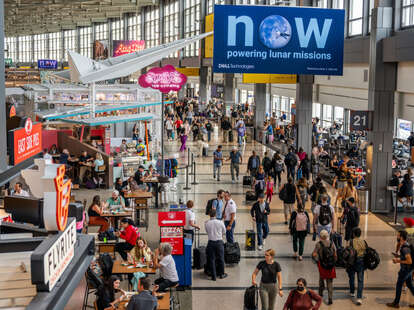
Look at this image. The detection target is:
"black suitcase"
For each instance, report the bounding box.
[193,230,207,270]
[246,191,256,201]
[245,230,256,251]
[229,130,233,142]
[244,285,259,310]
[224,242,240,264]
[243,176,252,186]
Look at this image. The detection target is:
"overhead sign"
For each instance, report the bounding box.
[243,73,297,84]
[8,118,42,165]
[205,14,214,58]
[397,119,412,140]
[213,5,344,75]
[350,110,369,132]
[38,59,58,70]
[158,211,186,227]
[113,40,145,57]
[31,218,76,291]
[139,65,187,94]
[160,226,184,255]
[176,67,200,76]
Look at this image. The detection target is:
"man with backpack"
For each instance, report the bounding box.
[247,151,261,178]
[387,230,414,308]
[342,197,360,244]
[312,229,337,305]
[279,177,299,225]
[346,227,367,306]
[250,193,271,251]
[309,177,323,212]
[210,189,225,220]
[313,194,336,236]
[285,148,298,181]
[262,151,272,177]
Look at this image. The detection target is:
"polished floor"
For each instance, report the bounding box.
[69,130,411,310]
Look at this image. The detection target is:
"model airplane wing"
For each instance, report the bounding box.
[65,32,213,84]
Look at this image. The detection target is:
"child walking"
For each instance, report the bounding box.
[265,175,274,203]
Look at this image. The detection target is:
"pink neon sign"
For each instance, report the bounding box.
[138,65,187,94]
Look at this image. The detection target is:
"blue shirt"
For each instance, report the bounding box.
[229,151,242,164]
[212,199,224,219]
[213,150,223,165]
[267,125,273,135]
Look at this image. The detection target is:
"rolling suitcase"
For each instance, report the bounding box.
[244,285,259,310]
[246,191,256,201]
[245,229,256,251]
[224,242,240,264]
[193,230,207,270]
[243,176,252,186]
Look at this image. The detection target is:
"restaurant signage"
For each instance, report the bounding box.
[139,65,187,94]
[113,40,146,57]
[38,59,58,70]
[160,226,184,255]
[31,218,77,291]
[158,211,186,227]
[8,118,42,165]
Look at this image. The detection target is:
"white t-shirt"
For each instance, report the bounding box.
[184,209,196,230]
[159,254,179,282]
[14,189,29,197]
[313,204,335,226]
[166,120,174,130]
[223,199,237,221]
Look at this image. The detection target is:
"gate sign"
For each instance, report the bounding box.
[8,118,42,165]
[350,110,369,131]
[160,226,184,255]
[138,65,187,94]
[213,5,345,75]
[158,211,186,227]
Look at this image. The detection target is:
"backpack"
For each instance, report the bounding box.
[341,240,357,269]
[363,241,380,270]
[279,186,287,201]
[346,207,360,228]
[295,212,309,232]
[263,157,272,172]
[319,241,336,270]
[243,285,258,310]
[205,198,217,216]
[285,153,297,167]
[318,204,333,226]
[274,161,283,173]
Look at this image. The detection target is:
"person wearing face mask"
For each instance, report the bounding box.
[283,278,322,310]
[251,249,283,310]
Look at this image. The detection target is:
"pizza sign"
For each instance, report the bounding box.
[160,226,183,255]
[9,118,42,165]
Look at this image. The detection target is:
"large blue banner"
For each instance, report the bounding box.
[213,5,344,75]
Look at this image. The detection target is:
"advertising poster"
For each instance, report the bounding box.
[160,226,183,255]
[38,59,58,70]
[213,5,344,75]
[397,119,412,140]
[113,40,145,57]
[93,40,109,60]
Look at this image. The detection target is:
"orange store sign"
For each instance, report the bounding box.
[9,118,42,165]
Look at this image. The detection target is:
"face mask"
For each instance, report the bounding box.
[297,286,305,292]
[397,238,401,243]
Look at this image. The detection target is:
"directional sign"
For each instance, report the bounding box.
[350,110,369,131]
[158,211,186,227]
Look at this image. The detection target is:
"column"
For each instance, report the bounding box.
[295,75,314,155]
[199,66,210,105]
[223,73,235,108]
[254,83,267,139]
[0,0,6,171]
[367,0,396,213]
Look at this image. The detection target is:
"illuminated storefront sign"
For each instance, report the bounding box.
[139,65,187,93]
[113,40,146,57]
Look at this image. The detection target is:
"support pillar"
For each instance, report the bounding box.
[367,0,396,213]
[199,66,210,105]
[223,73,235,108]
[295,75,314,155]
[254,83,267,140]
[0,0,6,171]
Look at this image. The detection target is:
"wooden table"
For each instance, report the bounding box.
[118,291,170,310]
[111,260,156,275]
[124,190,153,199]
[124,191,152,229]
[102,211,133,230]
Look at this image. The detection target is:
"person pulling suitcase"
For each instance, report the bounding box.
[250,193,270,251]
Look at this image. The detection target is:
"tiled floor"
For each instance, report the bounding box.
[69,130,413,309]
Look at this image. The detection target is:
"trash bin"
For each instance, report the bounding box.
[357,187,370,214]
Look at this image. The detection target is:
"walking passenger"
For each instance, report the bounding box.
[228,146,243,183]
[247,151,261,178]
[280,177,301,225]
[313,194,336,235]
[213,145,223,182]
[283,278,322,310]
[250,193,270,251]
[289,203,310,261]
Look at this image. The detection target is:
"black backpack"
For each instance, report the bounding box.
[340,240,357,269]
[346,207,360,228]
[319,241,336,270]
[285,153,297,167]
[363,241,380,270]
[243,285,258,310]
[205,198,217,216]
[318,204,332,226]
[263,157,272,172]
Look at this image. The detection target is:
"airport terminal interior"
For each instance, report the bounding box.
[3,0,414,309]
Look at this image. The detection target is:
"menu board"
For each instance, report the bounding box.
[160,226,183,255]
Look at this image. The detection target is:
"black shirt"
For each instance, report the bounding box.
[256,260,281,284]
[134,170,144,185]
[79,154,91,164]
[59,153,69,164]
[88,205,100,217]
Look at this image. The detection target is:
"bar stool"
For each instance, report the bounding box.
[170,283,180,310]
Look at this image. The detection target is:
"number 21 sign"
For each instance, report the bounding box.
[350,111,370,131]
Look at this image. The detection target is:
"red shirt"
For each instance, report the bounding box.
[175,120,183,129]
[120,225,139,246]
[283,289,322,310]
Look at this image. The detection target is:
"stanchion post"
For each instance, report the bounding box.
[187,148,191,167]
[191,161,198,185]
[183,165,191,190]
[190,153,194,175]
[394,189,399,225]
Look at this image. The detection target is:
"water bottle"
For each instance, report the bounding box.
[104,236,107,243]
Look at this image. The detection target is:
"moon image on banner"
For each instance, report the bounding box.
[259,15,292,49]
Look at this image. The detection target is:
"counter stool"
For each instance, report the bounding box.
[170,283,180,310]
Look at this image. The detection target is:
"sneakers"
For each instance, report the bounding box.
[386,302,400,308]
[262,239,266,246]
[356,299,362,306]
[258,245,263,250]
[327,299,333,305]
[298,256,303,261]
[349,293,355,298]
[232,180,235,184]
[284,221,288,225]
[218,273,228,279]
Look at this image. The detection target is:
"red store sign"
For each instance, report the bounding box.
[160,226,183,255]
[9,118,42,165]
[158,211,186,227]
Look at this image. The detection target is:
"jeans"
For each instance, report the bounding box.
[273,172,282,188]
[115,242,134,261]
[347,257,365,299]
[206,240,225,279]
[319,278,333,300]
[317,224,332,236]
[256,222,269,246]
[287,166,296,181]
[394,268,414,304]
[259,282,277,310]
[187,117,192,125]
[224,220,235,243]
[155,277,179,292]
[292,230,307,256]
[230,162,240,181]
[238,135,243,145]
[207,131,211,142]
[214,163,222,180]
